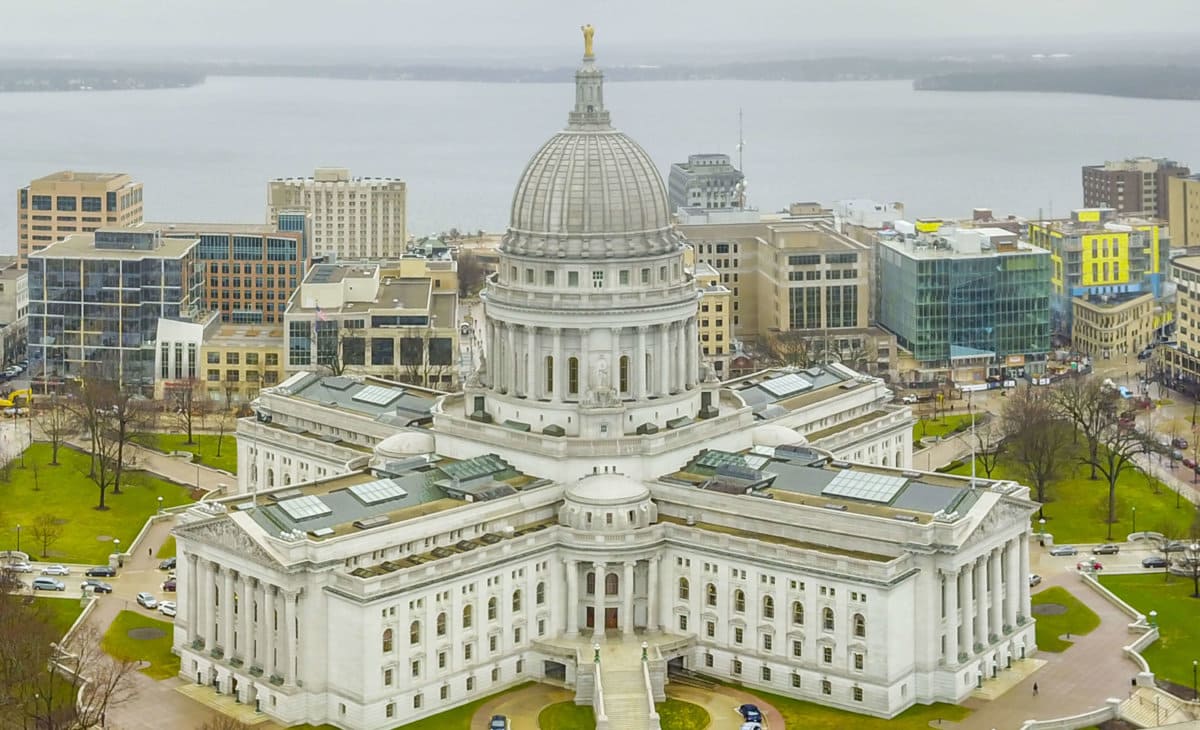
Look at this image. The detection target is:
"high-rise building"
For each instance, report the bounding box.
[876,223,1051,382]
[0,257,28,367]
[1081,157,1189,219]
[267,168,406,261]
[16,171,143,268]
[1161,256,1200,394]
[1167,174,1200,250]
[151,216,310,325]
[667,153,745,212]
[1028,208,1166,340]
[27,228,203,391]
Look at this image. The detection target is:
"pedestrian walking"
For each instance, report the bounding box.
[1033,682,1039,696]
[148,547,152,557]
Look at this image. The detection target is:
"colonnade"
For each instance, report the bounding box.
[941,534,1029,665]
[562,556,660,638]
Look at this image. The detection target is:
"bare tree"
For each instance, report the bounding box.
[972,417,1006,479]
[28,513,63,559]
[1002,387,1072,520]
[1085,424,1152,540]
[212,408,233,460]
[315,324,363,378]
[400,327,453,389]
[456,251,487,297]
[197,718,254,730]
[169,379,210,445]
[33,393,76,466]
[763,330,818,368]
[1052,376,1120,479]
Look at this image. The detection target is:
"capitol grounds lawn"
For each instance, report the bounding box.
[156,536,176,559]
[1030,586,1101,652]
[537,702,595,728]
[710,680,969,729]
[138,433,238,474]
[1100,573,1200,689]
[101,610,180,680]
[0,444,194,564]
[946,450,1192,543]
[914,413,980,441]
[33,596,85,639]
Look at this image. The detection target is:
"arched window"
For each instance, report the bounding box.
[586,572,596,595]
[487,597,498,621]
[568,357,580,395]
[853,613,866,638]
[545,355,554,393]
[706,583,717,607]
[436,612,447,637]
[409,620,421,645]
[605,573,619,596]
[382,628,393,653]
[762,595,775,620]
[284,473,292,486]
[792,601,804,625]
[619,355,629,393]
[512,590,522,612]
[266,469,274,487]
[462,605,473,629]
[734,589,745,613]
[536,582,546,606]
[678,578,690,600]
[823,608,834,631]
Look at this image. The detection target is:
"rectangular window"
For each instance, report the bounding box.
[854,653,864,670]
[544,270,555,286]
[81,196,102,212]
[568,271,579,287]
[371,338,395,366]
[734,627,743,644]
[592,270,604,289]
[853,687,864,702]
[761,666,772,682]
[619,270,629,285]
[207,351,220,364]
[823,647,833,664]
[792,640,802,657]
[822,680,832,695]
[226,352,240,365]
[732,659,742,675]
[56,196,77,211]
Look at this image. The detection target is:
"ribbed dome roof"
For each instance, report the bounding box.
[565,473,650,506]
[501,54,680,259]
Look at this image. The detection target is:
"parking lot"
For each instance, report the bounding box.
[6,558,178,619]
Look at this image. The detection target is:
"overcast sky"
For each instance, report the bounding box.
[3,0,1196,61]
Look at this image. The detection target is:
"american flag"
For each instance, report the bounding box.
[315,305,328,323]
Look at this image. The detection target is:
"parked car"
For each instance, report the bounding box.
[6,561,33,573]
[1173,437,1189,449]
[488,715,508,730]
[1077,560,1104,571]
[85,565,117,577]
[900,394,919,404]
[158,601,177,618]
[1048,545,1078,556]
[136,592,157,609]
[1092,544,1120,555]
[1184,457,1197,469]
[1028,574,1042,587]
[162,579,176,592]
[1142,556,1169,568]
[81,580,113,594]
[738,704,764,723]
[1164,541,1189,552]
[740,724,764,730]
[40,565,71,576]
[32,577,65,592]
[159,557,176,571]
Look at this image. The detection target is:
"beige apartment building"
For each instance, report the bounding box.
[16,171,143,267]
[690,261,735,375]
[267,168,406,261]
[1161,256,1200,392]
[198,325,286,406]
[1168,174,1200,250]
[1070,292,1157,360]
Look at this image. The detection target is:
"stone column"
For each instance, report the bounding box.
[565,560,578,636]
[622,561,635,635]
[221,569,235,651]
[1018,533,1031,621]
[592,561,605,639]
[553,328,564,401]
[647,556,660,632]
[974,557,988,649]
[264,586,277,676]
[658,324,670,396]
[989,548,1003,640]
[1004,539,1019,629]
[686,317,698,388]
[203,561,216,646]
[526,325,537,399]
[281,591,297,684]
[240,575,253,661]
[671,323,683,393]
[944,568,959,664]
[506,324,517,396]
[960,563,974,655]
[611,328,622,397]
[635,326,648,400]
[186,555,198,636]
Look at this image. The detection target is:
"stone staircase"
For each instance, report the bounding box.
[1119,687,1194,727]
[599,665,650,729]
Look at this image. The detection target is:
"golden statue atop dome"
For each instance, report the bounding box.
[581,24,595,58]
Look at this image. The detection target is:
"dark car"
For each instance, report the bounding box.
[1143,556,1168,568]
[489,715,508,730]
[738,704,764,723]
[85,565,117,577]
[162,578,177,592]
[159,557,176,571]
[1092,544,1120,555]
[1173,437,1190,450]
[81,579,113,594]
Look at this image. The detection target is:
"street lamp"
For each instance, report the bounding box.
[1190,543,1200,599]
[1193,659,1198,702]
[641,641,648,662]
[1132,506,1137,536]
[1039,518,1047,546]
[593,642,601,663]
[15,524,20,554]
[1149,610,1158,628]
[157,496,164,514]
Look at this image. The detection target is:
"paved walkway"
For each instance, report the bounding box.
[64,435,233,494]
[470,683,574,729]
[667,683,785,730]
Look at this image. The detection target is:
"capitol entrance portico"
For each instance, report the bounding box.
[561,556,662,637]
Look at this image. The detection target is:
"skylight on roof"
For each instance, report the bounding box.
[761,373,814,398]
[821,470,909,504]
[277,495,333,521]
[348,479,409,506]
[352,384,404,406]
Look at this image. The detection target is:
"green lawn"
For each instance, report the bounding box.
[2,444,194,563]
[139,433,238,474]
[33,597,85,638]
[914,414,980,441]
[102,610,179,680]
[707,682,969,729]
[156,536,176,559]
[948,447,1193,543]
[393,681,533,729]
[1101,573,1200,687]
[537,701,595,729]
[1031,586,1101,652]
[657,698,709,730]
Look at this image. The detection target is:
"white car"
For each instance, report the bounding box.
[136,592,158,609]
[6,562,33,573]
[40,564,71,576]
[158,601,177,618]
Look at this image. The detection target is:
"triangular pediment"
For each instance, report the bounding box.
[175,517,281,569]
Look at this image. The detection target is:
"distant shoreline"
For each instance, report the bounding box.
[914,65,1200,101]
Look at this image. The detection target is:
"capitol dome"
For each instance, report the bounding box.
[501,51,680,259]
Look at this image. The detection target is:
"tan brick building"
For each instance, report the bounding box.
[1070,292,1157,360]
[17,171,143,267]
[1168,175,1200,250]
